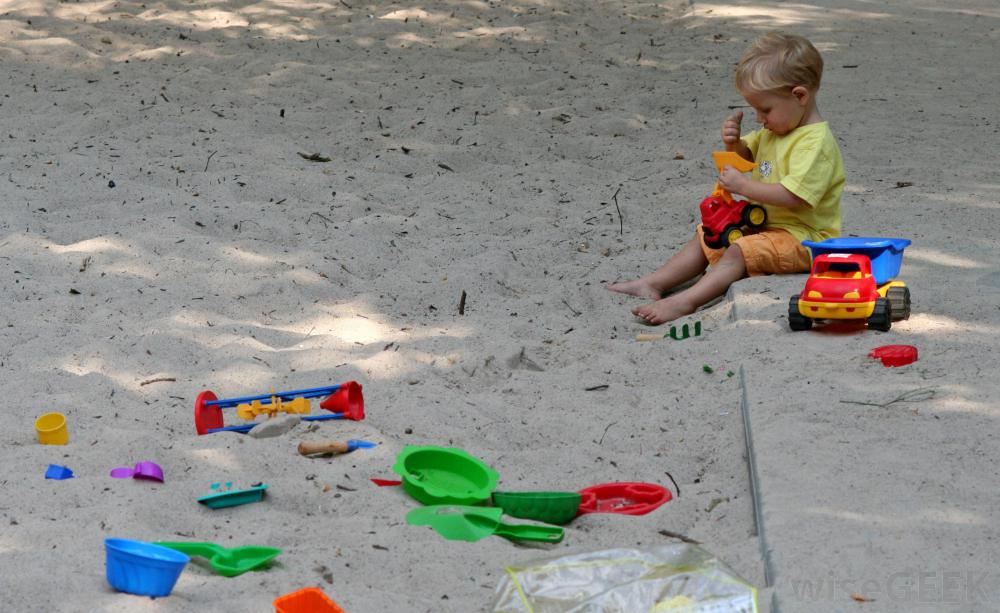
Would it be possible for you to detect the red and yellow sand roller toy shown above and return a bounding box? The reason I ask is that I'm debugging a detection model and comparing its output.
[194,381,364,435]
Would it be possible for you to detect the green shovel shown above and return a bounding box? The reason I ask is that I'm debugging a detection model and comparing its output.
[153,541,282,577]
[406,505,564,543]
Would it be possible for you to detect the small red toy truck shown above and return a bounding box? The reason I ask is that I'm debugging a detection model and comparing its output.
[700,196,767,249]
[789,238,911,332]
[700,152,766,249]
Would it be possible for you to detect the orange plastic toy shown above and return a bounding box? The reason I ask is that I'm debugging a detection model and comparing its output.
[712,151,757,187]
[273,587,346,613]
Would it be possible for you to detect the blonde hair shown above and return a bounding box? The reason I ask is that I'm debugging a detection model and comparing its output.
[735,32,823,94]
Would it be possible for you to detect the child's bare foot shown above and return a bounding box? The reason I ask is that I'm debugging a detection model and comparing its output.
[606,279,661,300]
[632,296,695,325]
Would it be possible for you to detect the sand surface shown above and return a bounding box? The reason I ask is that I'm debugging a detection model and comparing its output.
[1,0,998,611]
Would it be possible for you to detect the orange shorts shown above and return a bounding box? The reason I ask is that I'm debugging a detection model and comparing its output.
[696,226,811,276]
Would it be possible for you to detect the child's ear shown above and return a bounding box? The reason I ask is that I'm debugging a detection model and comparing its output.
[791,86,810,106]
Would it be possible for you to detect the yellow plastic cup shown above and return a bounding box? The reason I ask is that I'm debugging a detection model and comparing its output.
[35,412,69,445]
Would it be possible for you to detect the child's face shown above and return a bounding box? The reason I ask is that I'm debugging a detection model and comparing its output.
[741,88,808,136]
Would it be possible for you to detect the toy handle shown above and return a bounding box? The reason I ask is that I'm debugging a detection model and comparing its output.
[635,334,665,342]
[711,182,733,203]
[492,523,565,543]
[153,541,224,559]
[298,440,351,456]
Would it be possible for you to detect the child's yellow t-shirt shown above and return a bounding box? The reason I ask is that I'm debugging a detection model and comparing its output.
[740,122,844,243]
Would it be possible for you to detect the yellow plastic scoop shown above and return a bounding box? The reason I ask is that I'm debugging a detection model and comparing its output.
[712,151,756,173]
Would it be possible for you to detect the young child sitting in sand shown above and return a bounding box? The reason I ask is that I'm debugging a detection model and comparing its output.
[609,32,844,324]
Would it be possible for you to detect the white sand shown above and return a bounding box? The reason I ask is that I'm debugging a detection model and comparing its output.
[2,0,998,611]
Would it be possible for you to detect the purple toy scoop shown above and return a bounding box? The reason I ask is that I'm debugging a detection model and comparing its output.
[132,461,165,481]
[110,461,164,482]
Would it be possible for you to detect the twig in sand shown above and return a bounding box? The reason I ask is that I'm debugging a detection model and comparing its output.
[598,421,617,444]
[839,386,937,408]
[611,186,623,235]
[298,152,331,162]
[458,290,467,315]
[664,470,680,497]
[658,529,700,544]
[204,150,217,172]
[561,299,581,317]
[234,219,262,233]
[307,212,335,227]
[139,377,176,386]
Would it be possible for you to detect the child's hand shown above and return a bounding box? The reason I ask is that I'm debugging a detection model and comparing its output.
[721,111,743,150]
[718,165,749,193]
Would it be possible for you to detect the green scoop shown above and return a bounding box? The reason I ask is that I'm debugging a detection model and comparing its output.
[153,541,282,577]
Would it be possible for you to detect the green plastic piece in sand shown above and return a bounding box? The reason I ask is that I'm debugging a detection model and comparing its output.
[406,505,564,543]
[491,491,581,525]
[153,541,281,577]
[668,321,701,340]
[393,445,498,506]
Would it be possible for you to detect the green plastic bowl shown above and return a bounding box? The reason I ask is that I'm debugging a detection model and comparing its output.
[392,445,498,506]
[492,491,582,525]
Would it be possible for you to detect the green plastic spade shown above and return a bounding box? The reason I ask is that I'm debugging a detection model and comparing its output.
[153,541,282,577]
[406,505,564,543]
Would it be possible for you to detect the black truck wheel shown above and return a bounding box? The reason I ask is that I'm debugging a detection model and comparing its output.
[867,297,892,331]
[788,295,812,331]
[887,286,911,321]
